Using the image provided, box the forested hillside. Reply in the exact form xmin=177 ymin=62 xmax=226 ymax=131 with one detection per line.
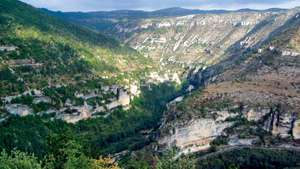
xmin=0 ymin=1 xmax=178 ymax=168
xmin=0 ymin=0 xmax=154 ymax=97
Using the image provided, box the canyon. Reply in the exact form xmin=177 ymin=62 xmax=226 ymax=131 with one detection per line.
xmin=1 ymin=1 xmax=300 ymax=168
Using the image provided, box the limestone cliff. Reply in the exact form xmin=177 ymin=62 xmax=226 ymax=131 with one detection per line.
xmin=156 ymin=11 xmax=300 ymax=153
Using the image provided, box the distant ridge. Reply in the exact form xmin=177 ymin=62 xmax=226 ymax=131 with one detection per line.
xmin=44 ymin=7 xmax=288 ymax=20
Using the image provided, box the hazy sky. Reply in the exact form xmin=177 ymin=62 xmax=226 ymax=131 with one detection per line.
xmin=20 ymin=0 xmax=300 ymax=12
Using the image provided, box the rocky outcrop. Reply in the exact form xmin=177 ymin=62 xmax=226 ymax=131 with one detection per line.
xmin=58 ymin=102 xmax=92 ymax=123
xmin=147 ymin=72 xmax=181 ymax=84
xmin=159 ymin=118 xmax=233 ymax=153
xmin=118 ymin=89 xmax=130 ymax=107
xmin=33 ymin=96 xmax=51 ymax=104
xmin=293 ymin=120 xmax=300 ymax=140
xmin=264 ymin=110 xmax=296 ymax=138
xmin=0 ymin=45 xmax=17 ymax=51
xmin=111 ymin=9 xmax=300 ymax=75
xmin=228 ymin=135 xmax=258 ymax=146
xmin=1 ymin=83 xmax=138 ymax=123
xmin=5 ymin=104 xmax=33 ymax=116
xmin=245 ymin=108 xmax=269 ymax=122
xmin=158 ymin=110 xmax=237 ymax=153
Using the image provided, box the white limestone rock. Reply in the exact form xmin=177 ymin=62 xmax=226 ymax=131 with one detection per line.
xmin=159 ymin=118 xmax=233 ymax=153
xmin=293 ymin=120 xmax=300 ymax=140
xmin=33 ymin=96 xmax=51 ymax=104
xmin=59 ymin=102 xmax=92 ymax=123
xmin=172 ymin=73 xmax=181 ymax=84
xmin=129 ymin=84 xmax=140 ymax=96
xmin=245 ymin=108 xmax=269 ymax=122
xmin=0 ymin=46 xmax=17 ymax=51
xmin=118 ymin=90 xmax=130 ymax=106
xmin=186 ymin=85 xmax=195 ymax=92
xmin=264 ymin=112 xmax=295 ymax=138
xmin=106 ymin=101 xmax=121 ymax=110
xmin=228 ymin=135 xmax=257 ymax=146
xmin=93 ymin=106 xmax=105 ymax=114
xmin=5 ymin=104 xmax=33 ymax=116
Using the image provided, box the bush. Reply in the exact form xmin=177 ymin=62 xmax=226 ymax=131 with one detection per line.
xmin=197 ymin=148 xmax=300 ymax=169
xmin=156 ymin=149 xmax=196 ymax=169
xmin=0 ymin=150 xmax=44 ymax=169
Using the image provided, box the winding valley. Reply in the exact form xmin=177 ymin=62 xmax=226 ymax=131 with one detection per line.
xmin=1 ymin=1 xmax=300 ymax=168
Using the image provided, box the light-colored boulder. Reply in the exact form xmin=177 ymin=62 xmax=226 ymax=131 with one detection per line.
xmin=93 ymin=106 xmax=105 ymax=113
xmin=0 ymin=46 xmax=17 ymax=51
xmin=106 ymin=101 xmax=121 ymax=110
xmin=33 ymin=96 xmax=51 ymax=104
xmin=293 ymin=120 xmax=300 ymax=140
xmin=102 ymin=86 xmax=110 ymax=93
xmin=245 ymin=108 xmax=269 ymax=122
xmin=282 ymin=50 xmax=300 ymax=56
xmin=59 ymin=102 xmax=92 ymax=123
xmin=228 ymin=136 xmax=257 ymax=146
xmin=169 ymin=96 xmax=184 ymax=105
xmin=186 ymin=85 xmax=195 ymax=92
xmin=130 ymin=84 xmax=140 ymax=96
xmin=172 ymin=73 xmax=181 ymax=84
xmin=59 ymin=113 xmax=83 ymax=124
xmin=118 ymin=90 xmax=130 ymax=106
xmin=5 ymin=104 xmax=33 ymax=116
xmin=110 ymin=85 xmax=119 ymax=95
xmin=215 ymin=111 xmax=238 ymax=122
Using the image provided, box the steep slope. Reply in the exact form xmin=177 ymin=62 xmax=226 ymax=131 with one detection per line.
xmin=0 ymin=0 xmax=155 ymax=123
xmin=52 ymin=8 xmax=299 ymax=77
xmin=45 ymin=7 xmax=230 ymax=35
xmin=0 ymin=1 xmax=182 ymax=164
xmin=158 ymin=12 xmax=300 ymax=154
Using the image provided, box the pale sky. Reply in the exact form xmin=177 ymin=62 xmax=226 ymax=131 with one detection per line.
xmin=20 ymin=0 xmax=300 ymax=12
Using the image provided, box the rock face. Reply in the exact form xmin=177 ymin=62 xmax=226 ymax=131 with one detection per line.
xmin=293 ymin=120 xmax=300 ymax=140
xmin=156 ymin=11 xmax=300 ymax=153
xmin=111 ymin=9 xmax=299 ymax=72
xmin=159 ymin=110 xmax=237 ymax=153
xmin=5 ymin=104 xmax=33 ymax=116
xmin=58 ymin=102 xmax=92 ymax=123
xmin=118 ymin=89 xmax=130 ymax=107
xmin=147 ymin=72 xmax=181 ymax=84
xmin=264 ymin=111 xmax=296 ymax=138
xmin=33 ymin=96 xmax=51 ymax=104
xmin=159 ymin=118 xmax=233 ymax=153
xmin=1 ymin=83 xmax=137 ymax=123
xmin=245 ymin=108 xmax=269 ymax=122
xmin=228 ymin=135 xmax=257 ymax=146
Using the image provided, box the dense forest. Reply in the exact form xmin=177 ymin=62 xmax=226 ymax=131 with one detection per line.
xmin=0 ymin=82 xmax=180 ymax=168
xmin=0 ymin=0 xmax=154 ymax=97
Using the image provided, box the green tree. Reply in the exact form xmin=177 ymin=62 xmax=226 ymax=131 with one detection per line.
xmin=0 ymin=150 xmax=43 ymax=169
xmin=47 ymin=131 xmax=83 ymax=169
xmin=64 ymin=154 xmax=91 ymax=169
xmin=156 ymin=149 xmax=196 ymax=169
